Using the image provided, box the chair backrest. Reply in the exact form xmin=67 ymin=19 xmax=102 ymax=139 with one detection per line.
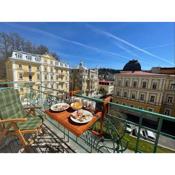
xmin=0 ymin=89 xmax=25 ymax=119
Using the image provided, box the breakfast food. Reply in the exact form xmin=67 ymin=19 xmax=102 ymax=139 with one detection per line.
xmin=71 ymin=102 xmax=83 ymax=110
xmin=51 ymin=103 xmax=69 ymax=111
xmin=72 ymin=111 xmax=91 ymax=121
xmin=70 ymin=109 xmax=93 ymax=123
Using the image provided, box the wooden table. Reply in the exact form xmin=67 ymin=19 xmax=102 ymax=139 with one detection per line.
xmin=45 ymin=108 xmax=102 ymax=137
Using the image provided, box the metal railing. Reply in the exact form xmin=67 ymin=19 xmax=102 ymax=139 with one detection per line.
xmin=0 ymin=81 xmax=175 ymax=153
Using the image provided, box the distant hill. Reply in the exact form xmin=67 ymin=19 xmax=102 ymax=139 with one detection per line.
xmin=98 ymin=68 xmax=121 ymax=80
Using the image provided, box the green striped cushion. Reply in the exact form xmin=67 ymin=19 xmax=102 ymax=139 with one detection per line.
xmin=0 ymin=89 xmax=43 ymax=130
xmin=17 ymin=115 xmax=43 ymax=130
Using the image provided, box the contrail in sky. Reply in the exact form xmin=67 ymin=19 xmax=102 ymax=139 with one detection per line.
xmin=87 ymin=24 xmax=174 ymax=65
xmin=6 ymin=23 xmax=130 ymax=61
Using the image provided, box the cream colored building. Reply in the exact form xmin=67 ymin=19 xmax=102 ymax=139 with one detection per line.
xmin=113 ymin=71 xmax=175 ymax=117
xmin=5 ymin=51 xmax=69 ymax=96
xmin=70 ymin=62 xmax=98 ymax=96
xmin=99 ymin=80 xmax=114 ymax=95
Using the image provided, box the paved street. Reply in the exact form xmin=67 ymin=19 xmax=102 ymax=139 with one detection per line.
xmin=158 ymin=135 xmax=175 ymax=151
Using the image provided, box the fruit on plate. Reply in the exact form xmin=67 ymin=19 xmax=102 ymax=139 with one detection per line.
xmin=71 ymin=102 xmax=83 ymax=110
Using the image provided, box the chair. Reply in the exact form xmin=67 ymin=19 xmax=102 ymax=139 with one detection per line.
xmin=0 ymin=89 xmax=43 ymax=152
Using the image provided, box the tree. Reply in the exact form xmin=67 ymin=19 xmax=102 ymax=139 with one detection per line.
xmin=99 ymin=87 xmax=107 ymax=96
xmin=50 ymin=52 xmax=60 ymax=61
xmin=0 ymin=32 xmax=61 ymax=61
xmin=36 ymin=45 xmax=49 ymax=54
xmin=0 ymin=32 xmax=12 ymax=59
xmin=9 ymin=33 xmax=24 ymax=52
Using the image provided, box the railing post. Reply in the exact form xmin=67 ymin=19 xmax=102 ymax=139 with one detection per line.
xmin=100 ymin=96 xmax=112 ymax=135
xmin=153 ymin=117 xmax=163 ymax=153
xmin=135 ymin=116 xmax=143 ymax=153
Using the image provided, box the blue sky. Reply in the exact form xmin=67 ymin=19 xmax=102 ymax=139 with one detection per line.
xmin=0 ymin=22 xmax=174 ymax=69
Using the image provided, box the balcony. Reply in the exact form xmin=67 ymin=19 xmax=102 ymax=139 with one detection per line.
xmin=0 ymin=81 xmax=175 ymax=153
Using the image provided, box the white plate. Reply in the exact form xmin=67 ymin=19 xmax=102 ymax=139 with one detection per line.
xmin=70 ymin=109 xmax=93 ymax=124
xmin=50 ymin=103 xmax=70 ymax=112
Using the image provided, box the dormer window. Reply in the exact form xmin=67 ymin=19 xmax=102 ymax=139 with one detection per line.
xmin=26 ymin=55 xmax=32 ymax=60
xmin=35 ymin=56 xmax=41 ymax=62
xmin=15 ymin=53 xmax=22 ymax=59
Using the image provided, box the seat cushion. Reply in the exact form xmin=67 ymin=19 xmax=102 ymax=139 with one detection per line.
xmin=0 ymin=89 xmax=43 ymax=130
xmin=17 ymin=115 xmax=43 ymax=130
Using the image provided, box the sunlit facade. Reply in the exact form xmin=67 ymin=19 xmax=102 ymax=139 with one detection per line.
xmin=113 ymin=71 xmax=175 ymax=117
xmin=5 ymin=51 xmax=69 ymax=96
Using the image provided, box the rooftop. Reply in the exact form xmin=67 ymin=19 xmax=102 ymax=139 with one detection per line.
xmin=118 ymin=71 xmax=175 ymax=77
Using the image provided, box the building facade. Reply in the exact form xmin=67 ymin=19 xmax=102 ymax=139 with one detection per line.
xmin=5 ymin=51 xmax=69 ymax=96
xmin=99 ymin=80 xmax=114 ymax=95
xmin=113 ymin=71 xmax=175 ymax=117
xmin=70 ymin=62 xmax=98 ymax=96
xmin=151 ymin=67 xmax=175 ymax=75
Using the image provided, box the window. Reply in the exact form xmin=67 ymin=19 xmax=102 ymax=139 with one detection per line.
xmin=124 ymin=92 xmax=128 ymax=98
xmin=29 ymin=74 xmax=32 ymax=81
xmin=26 ymin=55 xmax=32 ymax=60
xmin=164 ymin=109 xmax=171 ymax=116
xmin=142 ymin=81 xmax=147 ymax=88
xmin=18 ymin=73 xmax=23 ymax=80
xmin=28 ymin=65 xmax=31 ymax=71
xmin=51 ymin=75 xmax=53 ymax=80
xmin=150 ymin=95 xmax=155 ymax=103
xmin=131 ymin=93 xmax=136 ymax=99
xmin=140 ymin=94 xmax=145 ymax=101
xmin=56 ymin=75 xmax=59 ymax=80
xmin=167 ymin=96 xmax=173 ymax=103
xmin=118 ymin=80 xmax=121 ymax=86
xmin=51 ymin=67 xmax=53 ymax=72
xmin=44 ymin=67 xmax=47 ymax=71
xmin=16 ymin=53 xmax=22 ymax=58
xmin=37 ymin=74 xmax=40 ymax=80
xmin=35 ymin=56 xmax=41 ymax=62
xmin=19 ymin=64 xmax=22 ymax=69
xmin=170 ymin=83 xmax=175 ymax=90
xmin=152 ymin=82 xmax=157 ymax=89
xmin=116 ymin=91 xmax=120 ymax=96
xmin=37 ymin=66 xmax=40 ymax=71
xmin=133 ymin=81 xmax=137 ymax=88
xmin=125 ymin=80 xmax=129 ymax=87
xmin=45 ymin=75 xmax=47 ymax=80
